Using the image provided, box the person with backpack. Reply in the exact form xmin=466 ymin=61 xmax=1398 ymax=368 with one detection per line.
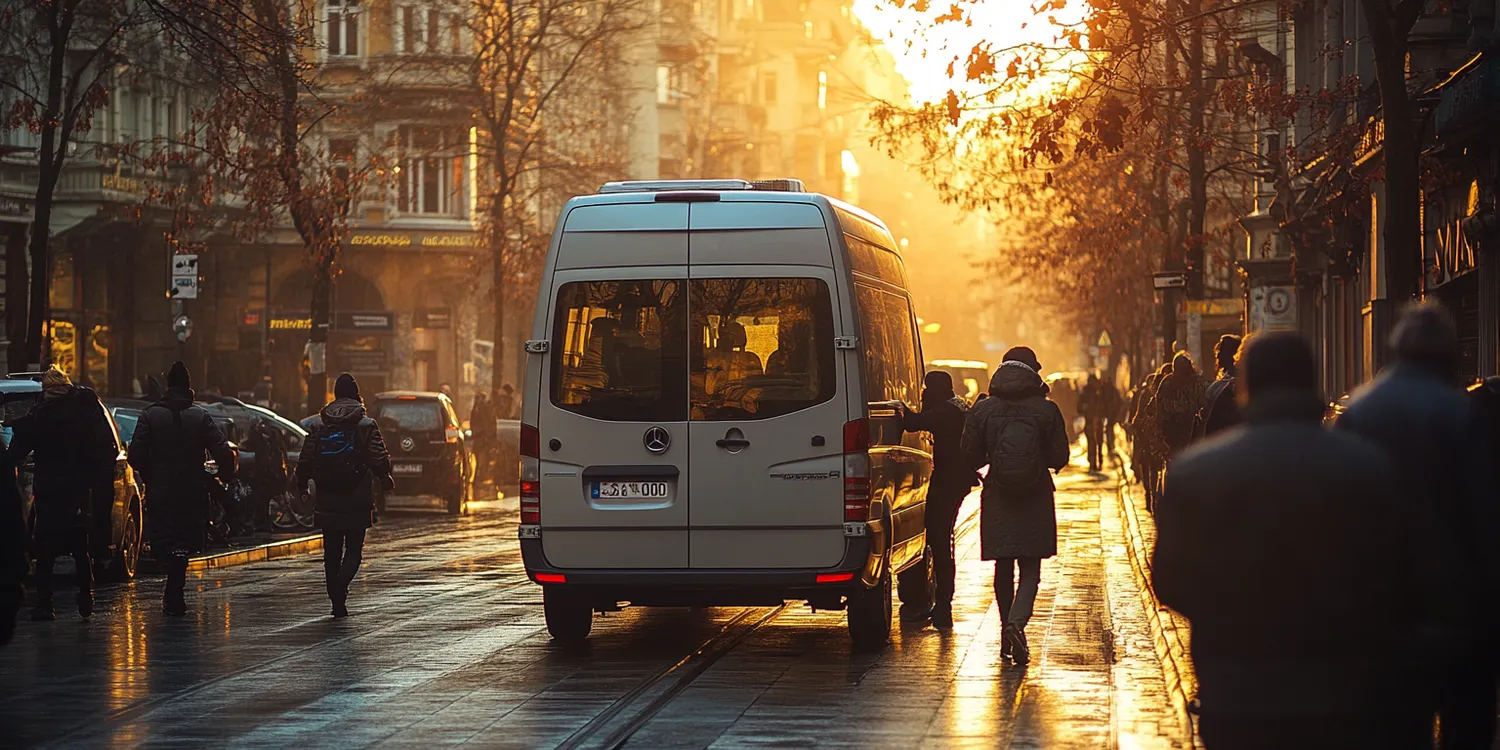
xmin=961 ymin=346 xmax=1070 ymax=665
xmin=903 ymin=370 xmax=979 ymax=629
xmin=1194 ymin=334 xmax=1242 ymax=440
xmin=127 ymin=362 xmax=236 ymax=615
xmin=297 ymin=374 xmax=394 ymax=618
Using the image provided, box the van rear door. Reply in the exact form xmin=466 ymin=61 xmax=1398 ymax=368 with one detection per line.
xmin=537 ymin=203 xmax=690 ymax=569
xmin=685 ymin=201 xmax=848 ymax=569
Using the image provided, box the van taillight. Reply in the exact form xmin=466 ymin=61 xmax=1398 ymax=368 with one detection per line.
xmin=520 ymin=423 xmax=541 ymax=524
xmin=843 ymin=418 xmax=871 ymax=522
xmin=521 ymin=423 xmax=540 ymax=458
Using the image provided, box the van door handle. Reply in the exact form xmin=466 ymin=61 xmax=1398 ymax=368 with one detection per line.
xmin=715 ymin=438 xmax=750 ymax=449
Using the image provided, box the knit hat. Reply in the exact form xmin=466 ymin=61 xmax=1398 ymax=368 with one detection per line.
xmin=167 ymin=361 xmax=191 ymax=390
xmin=41 ymin=367 xmax=71 ymax=400
xmin=1001 ymin=346 xmax=1042 ymax=373
xmin=334 ymin=373 xmax=360 ymax=400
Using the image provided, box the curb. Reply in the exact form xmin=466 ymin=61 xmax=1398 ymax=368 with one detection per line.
xmin=1113 ymin=471 xmax=1202 ymax=747
xmin=186 ymin=534 xmax=323 ymax=571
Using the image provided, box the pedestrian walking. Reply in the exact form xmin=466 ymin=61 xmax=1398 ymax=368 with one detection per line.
xmin=1131 ymin=364 xmax=1171 ymax=510
xmin=1149 ymin=351 xmax=1204 ymax=458
xmin=9 ymin=368 xmax=116 ymax=621
xmin=960 ymin=346 xmax=1069 ymax=665
xmin=902 ymin=370 xmax=978 ymax=629
xmin=495 ymin=383 xmax=518 ymax=420
xmin=1193 ymin=334 xmax=1241 ymax=439
xmin=469 ymin=391 xmax=496 ymax=487
xmin=1152 ymin=333 xmax=1422 ymax=749
xmin=0 ymin=444 xmax=25 ymax=645
xmin=1333 ymin=304 xmax=1500 ymax=749
xmin=128 ymin=362 xmax=236 ymax=616
xmin=244 ymin=418 xmax=288 ymax=532
xmin=1078 ymin=373 xmax=1107 ymax=472
xmin=298 ymin=374 xmax=394 ymax=618
xmin=1100 ymin=375 xmax=1122 ymax=460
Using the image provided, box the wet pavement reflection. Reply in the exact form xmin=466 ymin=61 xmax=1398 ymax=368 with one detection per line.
xmin=1 ymin=463 xmax=1191 ymax=748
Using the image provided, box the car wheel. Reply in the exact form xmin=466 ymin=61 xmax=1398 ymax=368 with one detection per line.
xmin=106 ymin=501 xmax=142 ymax=583
xmin=847 ymin=556 xmax=892 ymax=651
xmin=543 ymin=587 xmax=592 ymax=642
xmin=897 ymin=544 xmax=935 ymax=622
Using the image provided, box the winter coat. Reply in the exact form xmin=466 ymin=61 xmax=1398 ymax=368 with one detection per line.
xmin=904 ymin=394 xmax=978 ymax=499
xmin=1152 ymin=390 xmax=1417 ymax=720
xmin=1149 ymin=372 xmax=1205 ymax=455
xmin=127 ymin=387 xmax=235 ymax=556
xmin=960 ymin=362 xmax=1070 ymax=559
xmin=1195 ymin=373 xmax=1240 ymax=439
xmin=0 ymin=445 xmax=26 ymax=604
xmin=1335 ymin=363 xmax=1500 ymax=662
xmin=297 ymin=398 xmax=394 ymax=531
xmin=8 ymin=385 xmax=116 ymax=547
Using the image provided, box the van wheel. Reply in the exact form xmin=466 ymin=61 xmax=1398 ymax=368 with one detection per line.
xmin=544 ymin=588 xmax=592 ymax=642
xmin=847 ymin=560 xmax=892 ymax=651
xmin=897 ymin=544 xmax=935 ymax=622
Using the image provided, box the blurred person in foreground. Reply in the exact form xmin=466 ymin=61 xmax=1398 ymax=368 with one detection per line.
xmin=961 ymin=346 xmax=1069 ymax=665
xmin=128 ymin=362 xmax=236 ymax=615
xmin=298 ymin=374 xmax=394 ymax=617
xmin=1152 ymin=333 xmax=1421 ymax=749
xmin=0 ymin=445 xmax=25 ymax=644
xmin=902 ymin=370 xmax=978 ymax=629
xmin=10 ymin=368 xmax=115 ymax=621
xmin=1194 ymin=334 xmax=1241 ymax=439
xmin=1334 ymin=303 xmax=1500 ymax=749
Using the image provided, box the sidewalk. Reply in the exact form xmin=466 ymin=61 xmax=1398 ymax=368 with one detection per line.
xmin=137 ymin=530 xmax=324 ymax=574
xmin=1112 ymin=451 xmax=1202 ymax=746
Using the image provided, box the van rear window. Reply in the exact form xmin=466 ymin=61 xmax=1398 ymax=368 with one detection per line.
xmin=689 ymin=278 xmax=835 ymax=421
xmin=551 ymin=280 xmax=687 ymax=422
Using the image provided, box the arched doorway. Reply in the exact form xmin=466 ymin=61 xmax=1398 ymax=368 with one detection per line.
xmin=269 ymin=269 xmax=392 ymax=415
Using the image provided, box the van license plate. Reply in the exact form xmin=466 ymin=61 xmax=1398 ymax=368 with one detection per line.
xmin=393 ymin=463 xmax=423 ymax=475
xmin=592 ymin=481 xmax=669 ymax=500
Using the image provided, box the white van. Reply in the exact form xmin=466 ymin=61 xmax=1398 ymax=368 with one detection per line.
xmin=519 ymin=179 xmax=934 ymax=650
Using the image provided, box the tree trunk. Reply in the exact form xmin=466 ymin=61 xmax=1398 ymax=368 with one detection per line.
xmin=1364 ymin=0 xmax=1422 ymax=304
xmin=305 ymin=261 xmax=332 ymax=415
xmin=24 ymin=170 xmax=57 ymax=369
xmin=1185 ymin=0 xmax=1207 ymax=301
xmin=491 ymin=200 xmax=506 ymax=390
xmin=5 ymin=223 xmax=28 ymax=371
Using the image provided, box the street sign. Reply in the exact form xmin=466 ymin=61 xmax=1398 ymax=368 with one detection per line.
xmin=1097 ymin=331 xmax=1112 ymax=348
xmin=171 ymin=254 xmax=199 ymax=276
xmin=170 ymin=276 xmax=199 ymax=299
xmin=173 ymin=315 xmax=193 ymax=342
xmin=1152 ymin=272 xmax=1187 ymax=290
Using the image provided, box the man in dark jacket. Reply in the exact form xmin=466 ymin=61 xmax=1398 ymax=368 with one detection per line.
xmin=298 ymin=373 xmax=393 ymax=618
xmin=1195 ymin=334 xmax=1241 ymax=439
xmin=128 ymin=362 xmax=235 ymax=615
xmin=0 ymin=445 xmax=26 ymax=644
xmin=10 ymin=368 xmax=116 ymax=620
xmin=1335 ymin=304 xmax=1500 ymax=749
xmin=469 ymin=391 xmax=496 ymax=487
xmin=903 ymin=370 xmax=977 ymax=629
xmin=1078 ymin=373 xmax=1107 ymax=472
xmin=1153 ymin=333 xmax=1420 ymax=749
xmin=961 ymin=346 xmax=1069 ymax=665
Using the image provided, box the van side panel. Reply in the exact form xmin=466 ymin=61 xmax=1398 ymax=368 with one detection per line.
xmin=556 ymin=203 xmax=690 ymax=269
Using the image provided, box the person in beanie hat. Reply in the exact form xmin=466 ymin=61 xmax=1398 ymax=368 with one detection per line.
xmin=902 ymin=370 xmax=979 ymax=629
xmin=128 ymin=362 xmax=235 ymax=615
xmin=297 ymin=373 xmax=393 ymax=617
xmin=1334 ymin=303 xmax=1500 ymax=747
xmin=8 ymin=367 xmax=115 ymax=621
xmin=961 ymin=346 xmax=1070 ymax=663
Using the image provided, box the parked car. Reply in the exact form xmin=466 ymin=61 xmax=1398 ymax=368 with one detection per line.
xmin=2 ymin=379 xmax=145 ymax=581
xmin=370 ymin=391 xmax=475 ymax=515
xmin=198 ymin=396 xmax=306 ymax=465
xmin=926 ymin=359 xmax=990 ymax=404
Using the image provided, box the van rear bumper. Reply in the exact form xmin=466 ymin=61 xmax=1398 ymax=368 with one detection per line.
xmin=519 ymin=537 xmax=872 ymax=607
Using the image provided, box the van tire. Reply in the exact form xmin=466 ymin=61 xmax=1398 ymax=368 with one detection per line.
xmin=897 ymin=544 xmax=935 ymax=622
xmin=544 ymin=588 xmax=592 ymax=642
xmin=847 ymin=560 xmax=892 ymax=651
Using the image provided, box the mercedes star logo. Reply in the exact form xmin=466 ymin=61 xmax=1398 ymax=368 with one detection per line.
xmin=642 ymin=426 xmax=671 ymax=454
xmin=400 ymin=436 xmax=415 ymax=452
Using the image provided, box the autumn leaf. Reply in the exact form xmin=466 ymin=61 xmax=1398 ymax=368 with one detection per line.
xmin=934 ymin=3 xmax=963 ymax=23
xmin=965 ymin=45 xmax=996 ymax=81
xmin=1007 ymin=56 xmax=1021 ymax=78
xmin=944 ymin=90 xmax=962 ymax=126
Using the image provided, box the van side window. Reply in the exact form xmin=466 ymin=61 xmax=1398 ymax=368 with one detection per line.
xmin=856 ymin=283 xmax=920 ymax=406
xmin=884 ymin=293 xmax=920 ymax=405
xmin=550 ymin=280 xmax=687 ymax=422
xmin=845 ymin=234 xmax=906 ymax=287
xmin=688 ymin=278 xmax=835 ymax=421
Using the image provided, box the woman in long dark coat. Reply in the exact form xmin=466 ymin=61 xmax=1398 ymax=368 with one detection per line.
xmin=128 ymin=362 xmax=235 ymax=615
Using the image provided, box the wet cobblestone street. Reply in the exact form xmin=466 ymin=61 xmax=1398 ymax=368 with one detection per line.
xmin=1 ymin=452 xmax=1193 ymax=748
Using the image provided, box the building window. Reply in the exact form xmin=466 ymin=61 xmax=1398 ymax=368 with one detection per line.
xmin=394 ymin=126 xmax=466 ymax=217
xmin=657 ymin=66 xmax=672 ymax=104
xmin=763 ymin=71 xmax=777 ymax=105
xmin=395 ymin=5 xmax=462 ymax=54
xmin=330 ymin=138 xmax=357 ymax=214
xmin=804 ymin=20 xmax=813 ymax=38
xmin=817 ymin=70 xmax=827 ymax=110
xmin=327 ymin=0 xmax=360 ymax=58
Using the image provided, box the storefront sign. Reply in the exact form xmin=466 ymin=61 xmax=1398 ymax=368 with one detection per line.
xmin=1185 ymin=299 xmax=1245 ymax=316
xmin=270 ymin=316 xmax=312 ymax=330
xmin=415 ymin=308 xmax=452 ymax=329
xmin=337 ymin=347 xmax=389 ymax=375
xmin=264 ymin=311 xmax=394 ymax=332
xmin=337 ymin=312 xmax=393 ymax=331
xmin=347 ymin=231 xmax=477 ymax=249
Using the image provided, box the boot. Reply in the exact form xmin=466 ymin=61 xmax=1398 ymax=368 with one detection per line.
xmin=76 ymin=590 xmax=93 ymax=619
xmin=331 ymin=588 xmax=349 ymax=618
xmin=30 ymin=600 xmax=56 ymax=622
xmin=1004 ymin=624 xmax=1029 ymax=665
xmin=931 ymin=603 xmax=954 ymax=630
xmin=164 ymin=557 xmax=188 ymax=616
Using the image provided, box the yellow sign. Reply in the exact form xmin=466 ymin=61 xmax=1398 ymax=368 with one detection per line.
xmin=270 ymin=317 xmax=312 ymax=330
xmin=1097 ymin=331 xmax=1112 ymax=348
xmin=348 ymin=232 xmax=477 ymax=248
xmin=349 ymin=233 xmax=413 ymax=247
xmin=1186 ymin=299 xmax=1245 ymax=316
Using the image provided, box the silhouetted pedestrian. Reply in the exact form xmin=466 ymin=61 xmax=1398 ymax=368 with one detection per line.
xmin=0 ymin=445 xmax=25 ymax=645
xmin=1195 ymin=334 xmax=1242 ymax=439
xmin=1153 ymin=333 xmax=1422 ymax=749
xmin=1335 ymin=304 xmax=1500 ymax=749
xmin=903 ymin=370 xmax=978 ymax=629
xmin=1078 ymin=373 xmax=1107 ymax=472
xmin=298 ymin=374 xmax=394 ymax=618
xmin=1150 ymin=351 xmax=1204 ymax=458
xmin=128 ymin=362 xmax=235 ymax=616
xmin=470 ymin=391 xmax=496 ymax=486
xmin=10 ymin=368 xmax=116 ymax=621
xmin=961 ymin=346 xmax=1069 ymax=665
xmin=1132 ymin=364 xmax=1171 ymax=510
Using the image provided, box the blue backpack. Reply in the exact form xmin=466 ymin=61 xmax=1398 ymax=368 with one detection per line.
xmin=314 ymin=424 xmax=368 ymax=493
